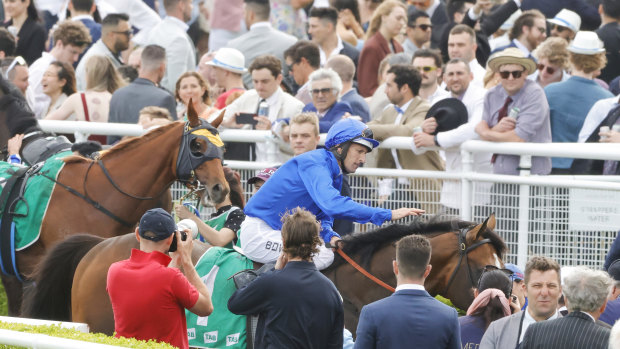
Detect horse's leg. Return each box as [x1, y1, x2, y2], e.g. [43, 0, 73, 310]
[1, 274, 22, 316]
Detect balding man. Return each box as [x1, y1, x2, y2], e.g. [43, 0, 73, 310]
[325, 54, 369, 122]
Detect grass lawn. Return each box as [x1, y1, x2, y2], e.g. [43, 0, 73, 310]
[0, 283, 7, 316]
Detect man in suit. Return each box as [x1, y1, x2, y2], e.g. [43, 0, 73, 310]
[408, 0, 448, 50]
[600, 259, 620, 326]
[284, 40, 319, 105]
[367, 64, 444, 214]
[225, 0, 297, 88]
[222, 55, 304, 162]
[521, 266, 613, 349]
[596, 0, 620, 83]
[493, 10, 547, 58]
[413, 49, 450, 105]
[308, 7, 360, 68]
[354, 234, 460, 349]
[146, 0, 196, 93]
[107, 45, 176, 144]
[228, 208, 344, 348]
[480, 256, 563, 349]
[326, 54, 370, 122]
[413, 58, 490, 216]
[301, 68, 353, 133]
[521, 0, 600, 30]
[75, 13, 129, 91]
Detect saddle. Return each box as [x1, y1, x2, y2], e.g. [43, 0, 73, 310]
[230, 261, 273, 289]
[20, 135, 72, 166]
[0, 162, 44, 280]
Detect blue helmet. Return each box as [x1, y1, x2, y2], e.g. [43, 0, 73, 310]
[325, 119, 379, 151]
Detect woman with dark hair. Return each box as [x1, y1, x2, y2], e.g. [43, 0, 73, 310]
[175, 167, 246, 249]
[460, 267, 519, 349]
[2, 0, 46, 64]
[40, 61, 75, 118]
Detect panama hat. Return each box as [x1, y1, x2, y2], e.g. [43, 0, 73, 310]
[547, 9, 581, 33]
[488, 47, 537, 75]
[568, 31, 605, 55]
[206, 48, 247, 74]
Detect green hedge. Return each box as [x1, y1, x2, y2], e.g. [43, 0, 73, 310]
[0, 322, 177, 349]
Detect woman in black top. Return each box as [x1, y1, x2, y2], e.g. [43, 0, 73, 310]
[2, 0, 46, 64]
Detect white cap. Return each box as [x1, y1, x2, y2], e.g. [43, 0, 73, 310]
[206, 48, 247, 74]
[500, 9, 522, 31]
[547, 9, 581, 33]
[568, 31, 605, 55]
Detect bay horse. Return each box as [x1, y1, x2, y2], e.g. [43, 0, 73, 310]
[2, 101, 230, 315]
[23, 215, 504, 338]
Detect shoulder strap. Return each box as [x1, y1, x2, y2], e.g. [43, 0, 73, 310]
[80, 93, 90, 121]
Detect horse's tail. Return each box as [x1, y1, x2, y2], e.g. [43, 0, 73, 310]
[22, 234, 104, 320]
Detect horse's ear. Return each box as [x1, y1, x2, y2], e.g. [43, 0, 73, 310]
[211, 108, 225, 128]
[466, 215, 490, 242]
[487, 213, 496, 231]
[187, 98, 200, 127]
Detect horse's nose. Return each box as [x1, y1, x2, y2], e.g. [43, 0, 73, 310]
[210, 183, 228, 204]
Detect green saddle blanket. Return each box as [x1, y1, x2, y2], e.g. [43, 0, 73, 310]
[186, 247, 254, 348]
[0, 151, 72, 251]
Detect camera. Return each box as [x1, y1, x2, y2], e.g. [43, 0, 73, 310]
[168, 231, 188, 252]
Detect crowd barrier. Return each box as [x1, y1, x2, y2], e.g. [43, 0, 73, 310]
[38, 120, 620, 270]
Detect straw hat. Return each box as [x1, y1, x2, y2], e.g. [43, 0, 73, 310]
[568, 31, 605, 55]
[206, 48, 247, 74]
[547, 9, 581, 33]
[487, 47, 537, 75]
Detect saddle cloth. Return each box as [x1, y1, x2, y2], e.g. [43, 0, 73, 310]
[0, 151, 72, 251]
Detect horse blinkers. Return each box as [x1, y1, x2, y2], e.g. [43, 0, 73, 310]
[176, 120, 225, 189]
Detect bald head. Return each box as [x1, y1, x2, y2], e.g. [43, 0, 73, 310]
[325, 54, 355, 83]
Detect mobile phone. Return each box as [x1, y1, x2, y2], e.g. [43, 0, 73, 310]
[168, 231, 188, 252]
[511, 294, 518, 303]
[236, 113, 258, 126]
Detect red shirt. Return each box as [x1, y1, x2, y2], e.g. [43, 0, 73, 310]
[215, 88, 245, 109]
[107, 249, 199, 349]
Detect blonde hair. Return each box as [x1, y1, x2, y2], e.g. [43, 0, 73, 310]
[139, 106, 172, 120]
[85, 56, 125, 93]
[533, 37, 569, 69]
[290, 112, 320, 137]
[365, 0, 406, 40]
[570, 52, 607, 74]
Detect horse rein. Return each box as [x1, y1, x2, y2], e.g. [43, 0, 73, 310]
[443, 227, 493, 295]
[329, 243, 395, 293]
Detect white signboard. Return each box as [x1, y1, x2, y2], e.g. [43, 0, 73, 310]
[569, 188, 620, 231]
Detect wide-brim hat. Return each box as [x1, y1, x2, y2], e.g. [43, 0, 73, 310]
[425, 98, 468, 134]
[547, 9, 581, 33]
[488, 47, 537, 75]
[568, 31, 605, 55]
[206, 48, 247, 74]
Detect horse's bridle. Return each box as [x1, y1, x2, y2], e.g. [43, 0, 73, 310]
[442, 226, 494, 295]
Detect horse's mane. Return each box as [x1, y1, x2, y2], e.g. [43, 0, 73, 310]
[333, 217, 506, 269]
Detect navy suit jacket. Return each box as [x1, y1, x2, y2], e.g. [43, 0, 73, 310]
[302, 101, 353, 133]
[521, 311, 611, 349]
[354, 289, 461, 349]
[521, 0, 600, 30]
[341, 89, 370, 122]
[340, 41, 360, 69]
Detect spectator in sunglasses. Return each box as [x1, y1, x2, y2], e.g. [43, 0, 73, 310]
[412, 48, 450, 105]
[475, 47, 551, 176]
[544, 31, 612, 174]
[301, 68, 353, 133]
[547, 9, 581, 42]
[403, 9, 431, 56]
[531, 37, 570, 88]
[1, 56, 28, 95]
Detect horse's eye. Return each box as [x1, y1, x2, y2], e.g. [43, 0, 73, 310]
[190, 138, 206, 155]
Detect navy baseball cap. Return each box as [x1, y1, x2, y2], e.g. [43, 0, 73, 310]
[504, 263, 524, 282]
[138, 208, 176, 241]
[608, 259, 620, 282]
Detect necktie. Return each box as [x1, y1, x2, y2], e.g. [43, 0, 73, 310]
[256, 99, 266, 115]
[491, 97, 513, 164]
[394, 105, 404, 114]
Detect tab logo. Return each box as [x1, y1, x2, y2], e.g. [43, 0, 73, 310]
[187, 328, 196, 340]
[226, 333, 240, 346]
[204, 331, 218, 344]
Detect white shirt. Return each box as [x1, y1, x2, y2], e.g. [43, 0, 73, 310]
[395, 283, 425, 292]
[392, 98, 413, 185]
[513, 38, 531, 57]
[250, 21, 272, 31]
[469, 59, 486, 88]
[166, 15, 190, 31]
[428, 85, 451, 106]
[319, 36, 344, 67]
[520, 308, 560, 343]
[27, 52, 56, 119]
[579, 96, 620, 142]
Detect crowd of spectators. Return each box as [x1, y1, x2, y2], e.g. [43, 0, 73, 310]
[4, 0, 620, 347]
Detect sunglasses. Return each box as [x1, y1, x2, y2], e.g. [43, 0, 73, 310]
[537, 63, 556, 75]
[414, 65, 438, 73]
[477, 265, 514, 298]
[311, 87, 335, 95]
[550, 24, 567, 33]
[3, 56, 26, 79]
[499, 70, 525, 79]
[410, 24, 432, 31]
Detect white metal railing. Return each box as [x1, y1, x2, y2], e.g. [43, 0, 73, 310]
[37, 121, 620, 269]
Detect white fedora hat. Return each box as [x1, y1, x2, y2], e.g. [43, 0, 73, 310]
[206, 48, 247, 74]
[547, 9, 581, 33]
[568, 31, 605, 55]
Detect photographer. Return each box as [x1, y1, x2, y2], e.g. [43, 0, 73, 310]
[107, 208, 213, 349]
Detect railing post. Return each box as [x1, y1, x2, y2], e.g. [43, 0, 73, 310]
[265, 133, 279, 163]
[73, 131, 88, 143]
[517, 155, 532, 268]
[461, 145, 474, 221]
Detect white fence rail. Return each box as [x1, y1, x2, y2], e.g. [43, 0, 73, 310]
[38, 121, 620, 270]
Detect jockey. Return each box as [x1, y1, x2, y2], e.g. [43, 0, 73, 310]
[240, 118, 425, 270]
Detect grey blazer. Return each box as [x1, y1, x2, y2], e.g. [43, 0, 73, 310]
[480, 311, 564, 349]
[225, 24, 297, 88]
